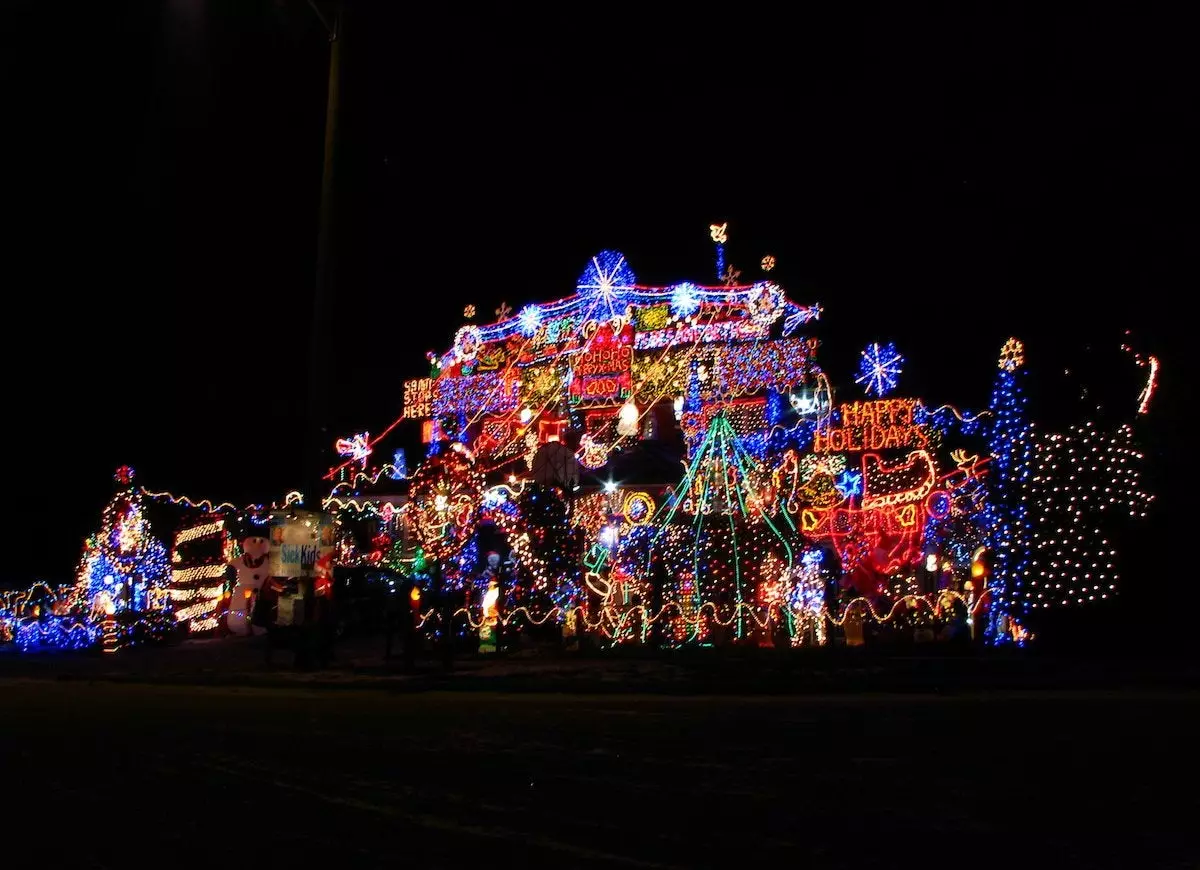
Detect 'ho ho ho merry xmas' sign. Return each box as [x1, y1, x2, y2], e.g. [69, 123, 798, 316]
[568, 318, 634, 407]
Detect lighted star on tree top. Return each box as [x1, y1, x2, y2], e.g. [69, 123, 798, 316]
[999, 337, 1025, 372]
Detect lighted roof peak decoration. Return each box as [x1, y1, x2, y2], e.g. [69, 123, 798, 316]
[576, 250, 637, 320]
[457, 250, 820, 350]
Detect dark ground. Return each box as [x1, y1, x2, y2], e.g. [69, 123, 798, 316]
[2, 641, 1198, 868]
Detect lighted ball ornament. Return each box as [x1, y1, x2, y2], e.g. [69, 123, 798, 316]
[622, 491, 655, 525]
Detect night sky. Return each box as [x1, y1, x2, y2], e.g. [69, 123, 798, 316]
[6, 3, 1188, 584]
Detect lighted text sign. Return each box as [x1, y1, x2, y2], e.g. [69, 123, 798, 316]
[403, 378, 433, 419]
[814, 398, 930, 453]
[569, 320, 633, 407]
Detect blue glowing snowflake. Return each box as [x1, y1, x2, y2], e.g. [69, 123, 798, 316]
[518, 304, 542, 336]
[576, 250, 636, 320]
[855, 342, 904, 397]
[670, 282, 700, 319]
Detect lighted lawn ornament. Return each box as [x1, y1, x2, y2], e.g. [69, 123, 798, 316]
[228, 536, 270, 636]
[479, 576, 500, 654]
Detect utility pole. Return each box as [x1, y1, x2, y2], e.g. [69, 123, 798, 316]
[306, 1, 341, 506]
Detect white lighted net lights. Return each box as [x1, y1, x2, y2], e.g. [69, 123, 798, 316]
[1023, 421, 1151, 609]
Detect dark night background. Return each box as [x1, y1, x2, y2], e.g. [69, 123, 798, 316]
[5, 4, 1189, 587]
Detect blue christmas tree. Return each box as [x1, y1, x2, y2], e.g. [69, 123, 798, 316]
[984, 339, 1033, 639]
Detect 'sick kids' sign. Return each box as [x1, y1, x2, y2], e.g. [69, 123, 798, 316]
[814, 398, 930, 453]
[569, 318, 633, 407]
[269, 510, 335, 579]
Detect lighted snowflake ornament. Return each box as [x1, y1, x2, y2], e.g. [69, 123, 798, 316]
[999, 337, 1025, 372]
[518, 304, 542, 336]
[761, 254, 776, 272]
[670, 282, 700, 319]
[576, 250, 636, 320]
[855, 342, 904, 397]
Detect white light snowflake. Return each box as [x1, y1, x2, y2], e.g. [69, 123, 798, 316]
[855, 342, 904, 397]
[576, 250, 636, 320]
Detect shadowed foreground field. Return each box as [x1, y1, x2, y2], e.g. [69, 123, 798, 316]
[2, 681, 1196, 868]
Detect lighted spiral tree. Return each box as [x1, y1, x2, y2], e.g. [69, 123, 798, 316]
[617, 413, 811, 644]
[75, 467, 170, 617]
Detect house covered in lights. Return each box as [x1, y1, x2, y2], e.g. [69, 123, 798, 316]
[320, 246, 1154, 647]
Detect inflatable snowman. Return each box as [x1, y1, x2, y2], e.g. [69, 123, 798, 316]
[227, 536, 271, 636]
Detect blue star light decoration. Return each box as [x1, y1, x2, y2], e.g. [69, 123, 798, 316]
[835, 469, 863, 500]
[855, 342, 904, 397]
[576, 250, 636, 320]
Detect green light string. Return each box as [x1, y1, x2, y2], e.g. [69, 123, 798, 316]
[650, 418, 716, 545]
[716, 423, 745, 639]
[719, 413, 805, 638]
[690, 474, 710, 618]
